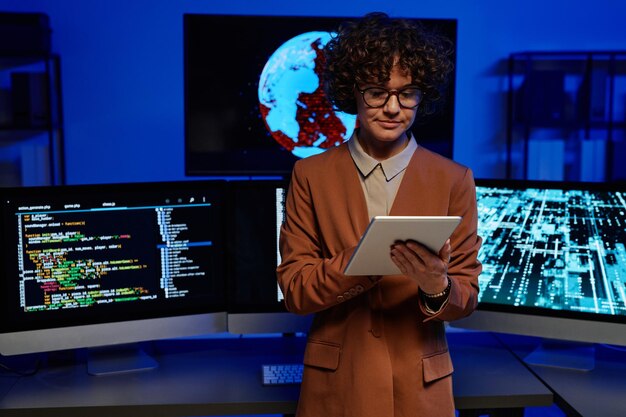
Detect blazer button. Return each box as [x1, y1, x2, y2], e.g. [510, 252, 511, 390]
[343, 291, 352, 299]
[337, 295, 345, 302]
[355, 285, 364, 293]
[349, 288, 358, 296]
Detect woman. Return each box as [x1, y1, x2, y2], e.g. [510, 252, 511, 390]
[277, 12, 482, 417]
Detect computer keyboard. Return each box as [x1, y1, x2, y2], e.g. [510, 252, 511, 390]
[261, 363, 303, 385]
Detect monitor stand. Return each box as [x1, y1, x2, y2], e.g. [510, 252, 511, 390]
[523, 339, 595, 371]
[87, 343, 158, 376]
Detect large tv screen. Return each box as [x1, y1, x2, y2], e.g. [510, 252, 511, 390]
[184, 14, 457, 176]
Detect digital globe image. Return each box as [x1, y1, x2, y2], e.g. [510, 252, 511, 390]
[258, 31, 357, 159]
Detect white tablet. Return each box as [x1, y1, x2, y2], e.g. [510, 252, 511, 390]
[343, 216, 462, 276]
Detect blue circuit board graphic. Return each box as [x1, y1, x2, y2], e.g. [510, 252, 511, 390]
[476, 186, 626, 316]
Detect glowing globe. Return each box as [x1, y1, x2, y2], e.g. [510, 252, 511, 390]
[258, 31, 357, 159]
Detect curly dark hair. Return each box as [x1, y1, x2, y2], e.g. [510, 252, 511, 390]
[323, 12, 454, 116]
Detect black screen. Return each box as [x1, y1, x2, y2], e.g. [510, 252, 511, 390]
[226, 179, 289, 313]
[184, 14, 457, 175]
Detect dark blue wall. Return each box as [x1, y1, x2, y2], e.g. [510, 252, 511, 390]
[2, 0, 625, 184]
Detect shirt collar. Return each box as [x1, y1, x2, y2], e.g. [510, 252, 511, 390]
[348, 131, 418, 181]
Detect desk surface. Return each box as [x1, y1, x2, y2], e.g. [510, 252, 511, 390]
[499, 333, 626, 417]
[0, 331, 552, 417]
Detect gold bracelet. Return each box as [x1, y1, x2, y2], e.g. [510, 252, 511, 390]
[422, 277, 451, 298]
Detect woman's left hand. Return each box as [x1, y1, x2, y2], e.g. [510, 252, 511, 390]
[390, 239, 450, 294]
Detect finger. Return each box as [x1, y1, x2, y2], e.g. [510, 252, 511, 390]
[390, 253, 409, 275]
[404, 240, 447, 273]
[390, 246, 417, 274]
[405, 239, 450, 262]
[393, 243, 425, 267]
[392, 246, 428, 278]
[405, 240, 434, 257]
[438, 239, 451, 262]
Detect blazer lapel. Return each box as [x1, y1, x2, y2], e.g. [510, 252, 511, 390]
[335, 144, 371, 238]
[389, 146, 429, 216]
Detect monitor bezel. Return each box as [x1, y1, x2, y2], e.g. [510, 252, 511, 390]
[0, 180, 231, 355]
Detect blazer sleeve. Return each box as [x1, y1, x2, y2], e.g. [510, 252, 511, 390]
[276, 160, 381, 315]
[420, 167, 482, 322]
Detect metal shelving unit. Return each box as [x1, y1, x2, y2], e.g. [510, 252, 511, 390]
[506, 51, 626, 182]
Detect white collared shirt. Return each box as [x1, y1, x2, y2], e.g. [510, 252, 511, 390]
[348, 132, 418, 220]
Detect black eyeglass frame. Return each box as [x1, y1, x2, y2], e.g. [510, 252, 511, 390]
[355, 86, 423, 109]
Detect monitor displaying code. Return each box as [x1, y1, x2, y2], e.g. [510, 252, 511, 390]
[0, 183, 227, 332]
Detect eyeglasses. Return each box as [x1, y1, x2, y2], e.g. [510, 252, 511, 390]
[356, 86, 423, 109]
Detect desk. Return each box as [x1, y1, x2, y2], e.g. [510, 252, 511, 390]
[499, 334, 626, 417]
[0, 331, 551, 417]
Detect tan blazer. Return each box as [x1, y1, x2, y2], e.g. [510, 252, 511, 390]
[277, 143, 482, 417]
